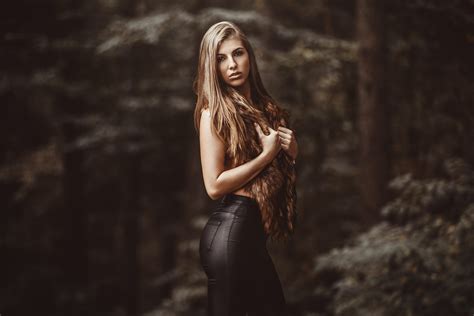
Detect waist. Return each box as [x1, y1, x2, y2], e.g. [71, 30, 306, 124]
[215, 193, 259, 217]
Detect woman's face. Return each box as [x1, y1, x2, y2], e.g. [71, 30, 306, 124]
[217, 36, 250, 89]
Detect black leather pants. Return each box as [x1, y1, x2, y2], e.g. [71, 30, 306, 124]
[199, 193, 287, 316]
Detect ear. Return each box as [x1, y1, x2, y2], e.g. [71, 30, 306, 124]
[280, 118, 287, 127]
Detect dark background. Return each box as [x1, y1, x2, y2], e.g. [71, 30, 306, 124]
[1, 0, 473, 315]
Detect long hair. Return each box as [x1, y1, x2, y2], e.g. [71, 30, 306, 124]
[193, 21, 296, 241]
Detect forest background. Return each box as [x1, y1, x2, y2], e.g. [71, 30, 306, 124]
[1, 0, 473, 315]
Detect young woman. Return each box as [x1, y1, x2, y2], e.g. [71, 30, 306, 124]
[193, 21, 299, 316]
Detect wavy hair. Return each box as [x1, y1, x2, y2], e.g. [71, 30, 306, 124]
[193, 21, 296, 241]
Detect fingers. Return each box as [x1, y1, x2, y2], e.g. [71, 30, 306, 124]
[278, 126, 292, 134]
[254, 122, 263, 136]
[267, 125, 277, 133]
[279, 136, 289, 149]
[255, 123, 284, 138]
[279, 135, 289, 144]
[279, 137, 290, 151]
[278, 131, 290, 140]
[279, 131, 292, 150]
[256, 123, 278, 136]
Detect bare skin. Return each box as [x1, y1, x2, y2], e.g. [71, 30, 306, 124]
[199, 36, 298, 200]
[217, 35, 251, 98]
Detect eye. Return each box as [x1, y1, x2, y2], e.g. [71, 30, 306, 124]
[233, 50, 244, 57]
[217, 55, 225, 63]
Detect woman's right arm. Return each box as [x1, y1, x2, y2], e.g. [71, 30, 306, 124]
[199, 109, 280, 200]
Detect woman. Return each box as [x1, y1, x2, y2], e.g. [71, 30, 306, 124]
[193, 21, 298, 316]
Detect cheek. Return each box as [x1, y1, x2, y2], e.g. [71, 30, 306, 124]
[218, 63, 227, 79]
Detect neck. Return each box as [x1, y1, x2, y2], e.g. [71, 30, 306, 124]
[236, 80, 252, 104]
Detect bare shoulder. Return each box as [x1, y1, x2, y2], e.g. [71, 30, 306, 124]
[201, 107, 210, 117]
[199, 107, 212, 135]
[200, 108, 211, 130]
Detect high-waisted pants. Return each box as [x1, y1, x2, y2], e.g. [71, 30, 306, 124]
[199, 193, 287, 316]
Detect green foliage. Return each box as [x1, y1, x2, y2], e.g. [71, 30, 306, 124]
[312, 158, 474, 316]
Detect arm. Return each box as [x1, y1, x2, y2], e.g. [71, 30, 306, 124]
[199, 109, 272, 200]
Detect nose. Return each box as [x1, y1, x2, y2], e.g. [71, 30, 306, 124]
[229, 57, 237, 69]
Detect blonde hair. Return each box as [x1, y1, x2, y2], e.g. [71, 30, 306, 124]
[193, 21, 287, 161]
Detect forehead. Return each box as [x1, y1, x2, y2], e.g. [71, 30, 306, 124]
[217, 36, 244, 55]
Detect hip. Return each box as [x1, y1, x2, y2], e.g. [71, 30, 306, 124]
[200, 193, 267, 248]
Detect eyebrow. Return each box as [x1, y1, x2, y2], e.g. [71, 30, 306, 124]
[217, 47, 244, 56]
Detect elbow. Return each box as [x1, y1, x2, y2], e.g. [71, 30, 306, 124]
[207, 184, 223, 201]
[207, 188, 222, 201]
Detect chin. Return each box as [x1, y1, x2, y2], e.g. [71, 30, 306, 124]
[227, 79, 247, 88]
[229, 83, 245, 89]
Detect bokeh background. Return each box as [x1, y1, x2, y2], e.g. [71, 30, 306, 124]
[2, 0, 474, 315]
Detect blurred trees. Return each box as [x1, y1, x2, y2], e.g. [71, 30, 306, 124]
[1, 0, 473, 316]
[311, 158, 474, 316]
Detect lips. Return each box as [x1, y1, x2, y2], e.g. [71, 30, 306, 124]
[229, 72, 242, 79]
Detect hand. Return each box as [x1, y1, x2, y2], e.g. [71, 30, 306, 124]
[278, 119, 298, 161]
[254, 122, 281, 161]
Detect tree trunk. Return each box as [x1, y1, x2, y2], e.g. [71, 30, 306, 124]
[118, 154, 141, 316]
[62, 122, 88, 288]
[356, 0, 390, 218]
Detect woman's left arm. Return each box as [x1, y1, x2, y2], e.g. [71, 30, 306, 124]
[278, 119, 298, 161]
